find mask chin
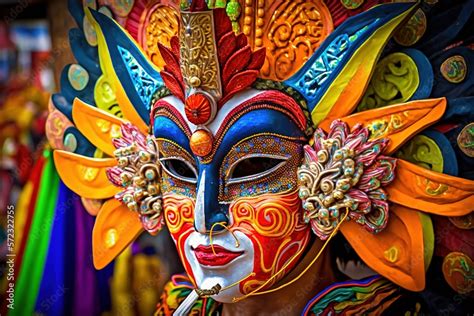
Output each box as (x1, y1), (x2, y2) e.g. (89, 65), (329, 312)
(183, 230), (255, 303)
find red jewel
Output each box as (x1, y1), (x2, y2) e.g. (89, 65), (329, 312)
(184, 93), (212, 125)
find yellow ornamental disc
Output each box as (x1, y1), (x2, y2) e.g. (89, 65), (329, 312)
(83, 15), (98, 46)
(396, 135), (444, 173)
(68, 64), (90, 91)
(384, 246), (400, 263)
(457, 122), (474, 157)
(109, 0), (134, 17)
(64, 133), (78, 152)
(359, 52), (419, 111)
(94, 75), (121, 117)
(83, 0), (96, 10)
(449, 213), (473, 230)
(441, 55), (467, 84)
(98, 6), (113, 18)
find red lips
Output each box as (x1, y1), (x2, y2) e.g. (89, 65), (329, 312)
(193, 245), (243, 267)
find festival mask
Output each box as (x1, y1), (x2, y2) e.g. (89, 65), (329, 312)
(144, 2), (317, 299)
(153, 87), (310, 301)
(49, 0), (474, 306)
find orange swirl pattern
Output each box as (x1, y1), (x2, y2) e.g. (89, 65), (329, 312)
(231, 190), (306, 238)
(230, 190), (310, 294)
(163, 194), (197, 284)
(163, 194), (195, 235)
(163, 191), (311, 294)
(240, 237), (309, 294)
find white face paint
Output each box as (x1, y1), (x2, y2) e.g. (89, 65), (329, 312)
(184, 231), (254, 303)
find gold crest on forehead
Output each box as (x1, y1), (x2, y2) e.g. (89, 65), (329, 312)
(180, 9), (222, 101)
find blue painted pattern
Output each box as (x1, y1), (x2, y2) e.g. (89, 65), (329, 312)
(118, 45), (163, 110)
(287, 23), (374, 107)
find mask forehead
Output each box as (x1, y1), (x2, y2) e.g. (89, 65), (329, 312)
(152, 89), (307, 155)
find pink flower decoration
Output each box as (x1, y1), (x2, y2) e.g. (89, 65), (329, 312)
(106, 123), (164, 235)
(298, 120), (397, 240)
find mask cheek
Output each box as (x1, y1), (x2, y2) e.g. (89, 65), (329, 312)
(230, 190), (311, 294)
(163, 194), (197, 281)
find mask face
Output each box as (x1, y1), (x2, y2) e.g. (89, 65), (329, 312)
(154, 89), (311, 302)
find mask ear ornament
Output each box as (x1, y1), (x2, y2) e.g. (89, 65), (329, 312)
(298, 120), (396, 240)
(106, 123), (164, 235)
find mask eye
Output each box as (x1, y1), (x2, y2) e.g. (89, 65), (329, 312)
(227, 155), (288, 184)
(160, 157), (197, 184)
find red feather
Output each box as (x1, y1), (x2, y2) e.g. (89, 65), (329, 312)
(220, 70), (259, 106)
(190, 0), (208, 12)
(247, 48), (266, 70)
(236, 33), (248, 50)
(213, 8), (232, 41)
(218, 31), (237, 66)
(160, 70), (185, 102)
(170, 36), (180, 62)
(158, 43), (180, 75)
(222, 45), (252, 85)
(158, 42), (184, 92)
(224, 69), (259, 96)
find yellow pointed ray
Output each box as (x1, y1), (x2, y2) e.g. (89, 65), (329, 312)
(312, 4), (418, 127)
(341, 204), (425, 291)
(53, 150), (120, 199)
(93, 198), (143, 269)
(387, 159), (474, 216)
(85, 8), (152, 133)
(338, 98), (446, 154)
(72, 98), (126, 157)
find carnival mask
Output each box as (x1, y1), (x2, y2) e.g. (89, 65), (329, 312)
(153, 88), (310, 301)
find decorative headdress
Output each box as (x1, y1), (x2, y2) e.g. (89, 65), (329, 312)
(154, 0), (266, 157)
(46, 0), (474, 294)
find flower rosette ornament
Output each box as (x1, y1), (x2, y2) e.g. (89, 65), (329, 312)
(298, 120), (397, 240)
(106, 123), (164, 235)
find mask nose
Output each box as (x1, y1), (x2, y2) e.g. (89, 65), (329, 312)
(194, 166), (229, 234)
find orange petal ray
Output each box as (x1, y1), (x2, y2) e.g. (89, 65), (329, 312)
(72, 98), (126, 156)
(53, 150), (119, 199)
(337, 98), (446, 154)
(93, 198), (143, 269)
(340, 204), (425, 291)
(387, 159), (474, 216)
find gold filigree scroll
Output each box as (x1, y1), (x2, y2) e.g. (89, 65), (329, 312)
(142, 4), (179, 70)
(180, 11), (222, 98)
(254, 0), (333, 81)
